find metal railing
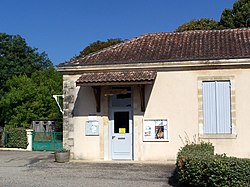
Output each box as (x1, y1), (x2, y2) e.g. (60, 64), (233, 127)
(32, 132), (63, 151)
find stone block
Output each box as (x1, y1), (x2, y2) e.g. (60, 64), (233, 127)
(64, 95), (74, 103)
(69, 124), (74, 132)
(63, 102), (69, 109)
(68, 138), (74, 146)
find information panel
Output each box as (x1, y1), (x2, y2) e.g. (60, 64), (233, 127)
(143, 119), (168, 141)
(85, 120), (99, 136)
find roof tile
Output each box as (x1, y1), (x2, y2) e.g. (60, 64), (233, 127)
(76, 70), (157, 85)
(60, 29), (250, 67)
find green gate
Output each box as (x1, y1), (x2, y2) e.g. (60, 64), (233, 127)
(32, 132), (63, 151)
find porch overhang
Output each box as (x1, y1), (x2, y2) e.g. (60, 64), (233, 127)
(76, 70), (157, 113)
(75, 70), (157, 86)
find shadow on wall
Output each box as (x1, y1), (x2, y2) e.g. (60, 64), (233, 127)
(72, 85), (154, 117)
(73, 87), (96, 117)
(144, 84), (153, 113)
(132, 84), (154, 116)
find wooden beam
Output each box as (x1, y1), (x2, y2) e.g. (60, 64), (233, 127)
(92, 86), (101, 112)
(139, 85), (145, 112)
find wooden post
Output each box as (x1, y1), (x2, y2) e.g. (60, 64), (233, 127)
(139, 85), (145, 112)
(92, 86), (101, 112)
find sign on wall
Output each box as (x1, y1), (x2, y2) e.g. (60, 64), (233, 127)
(143, 119), (168, 141)
(85, 120), (99, 136)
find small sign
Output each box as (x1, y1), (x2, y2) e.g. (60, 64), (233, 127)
(85, 120), (99, 136)
(104, 89), (128, 96)
(119, 128), (126, 134)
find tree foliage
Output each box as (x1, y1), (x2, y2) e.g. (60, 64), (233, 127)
(0, 33), (58, 128)
(220, 0), (250, 28)
(175, 18), (219, 32)
(0, 33), (52, 96)
(79, 38), (123, 56)
(175, 0), (250, 32)
(0, 67), (62, 128)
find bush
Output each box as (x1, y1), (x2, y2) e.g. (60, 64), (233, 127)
(5, 128), (28, 149)
(204, 155), (250, 187)
(176, 142), (214, 185)
(177, 142), (214, 159)
(176, 142), (250, 187)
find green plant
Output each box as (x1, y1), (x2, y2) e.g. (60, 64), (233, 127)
(177, 142), (214, 158)
(176, 142), (214, 186)
(5, 128), (27, 149)
(55, 148), (69, 153)
(176, 142), (250, 187)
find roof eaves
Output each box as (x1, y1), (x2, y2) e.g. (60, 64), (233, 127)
(58, 56), (250, 68)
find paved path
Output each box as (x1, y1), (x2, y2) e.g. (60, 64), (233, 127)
(0, 151), (183, 187)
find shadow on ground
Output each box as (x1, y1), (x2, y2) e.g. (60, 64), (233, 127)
(168, 167), (189, 187)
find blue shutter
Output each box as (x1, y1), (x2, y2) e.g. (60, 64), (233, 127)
(216, 81), (231, 133)
(202, 81), (231, 134)
(203, 82), (217, 133)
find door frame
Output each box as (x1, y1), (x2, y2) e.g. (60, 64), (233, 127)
(108, 86), (134, 160)
(110, 108), (133, 160)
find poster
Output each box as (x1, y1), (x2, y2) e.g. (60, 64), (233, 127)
(143, 119), (168, 141)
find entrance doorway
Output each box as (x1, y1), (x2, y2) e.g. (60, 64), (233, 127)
(110, 87), (133, 160)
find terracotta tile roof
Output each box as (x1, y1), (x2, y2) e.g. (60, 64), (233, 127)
(76, 70), (157, 86)
(60, 29), (250, 67)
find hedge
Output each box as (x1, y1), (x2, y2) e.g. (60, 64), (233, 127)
(176, 142), (250, 187)
(5, 128), (28, 149)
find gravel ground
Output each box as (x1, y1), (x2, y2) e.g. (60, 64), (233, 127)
(0, 151), (185, 187)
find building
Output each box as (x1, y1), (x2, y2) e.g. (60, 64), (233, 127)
(58, 28), (250, 161)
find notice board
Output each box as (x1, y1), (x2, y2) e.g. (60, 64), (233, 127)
(85, 120), (99, 136)
(143, 119), (168, 141)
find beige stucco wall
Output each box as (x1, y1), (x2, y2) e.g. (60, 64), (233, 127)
(63, 75), (110, 160)
(140, 71), (199, 160)
(63, 68), (250, 161)
(140, 69), (250, 160)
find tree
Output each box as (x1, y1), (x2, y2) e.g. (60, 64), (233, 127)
(175, 18), (219, 32)
(220, 0), (250, 28)
(0, 67), (62, 128)
(175, 0), (250, 32)
(79, 38), (123, 56)
(0, 33), (52, 96)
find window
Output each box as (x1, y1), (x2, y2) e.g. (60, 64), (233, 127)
(202, 81), (231, 134)
(111, 87), (132, 107)
(114, 112), (129, 133)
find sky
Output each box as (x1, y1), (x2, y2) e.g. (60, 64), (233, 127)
(1, 0), (237, 65)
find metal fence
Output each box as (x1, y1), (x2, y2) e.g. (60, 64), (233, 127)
(32, 132), (63, 151)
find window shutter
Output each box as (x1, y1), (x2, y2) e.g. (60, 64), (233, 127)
(202, 81), (231, 134)
(216, 81), (231, 133)
(203, 82), (217, 133)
